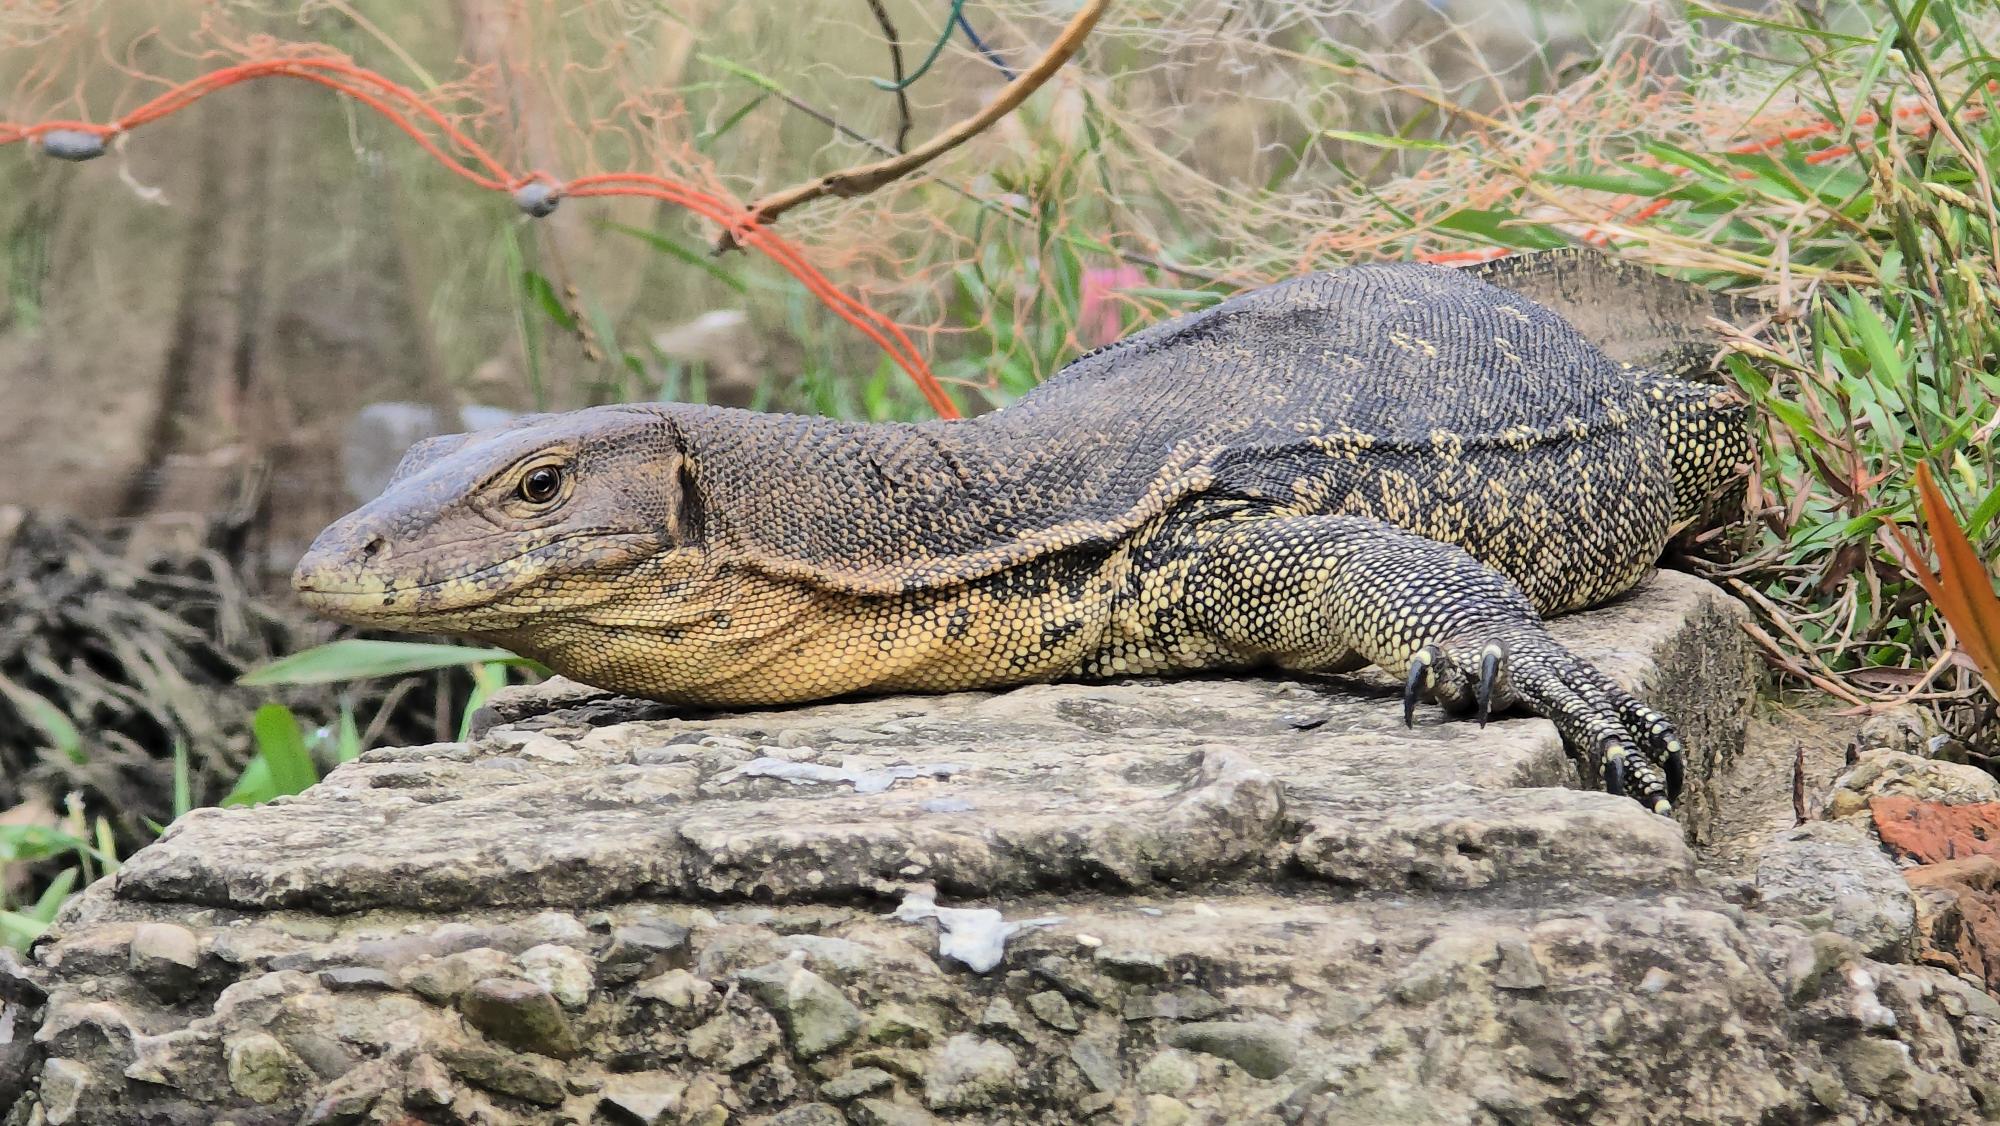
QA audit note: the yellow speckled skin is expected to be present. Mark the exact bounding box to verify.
[295,254,1751,813]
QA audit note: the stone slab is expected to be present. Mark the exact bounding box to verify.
[8,571,1998,1124]
[111,573,1743,916]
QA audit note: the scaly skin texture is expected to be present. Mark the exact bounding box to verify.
[295,252,1754,814]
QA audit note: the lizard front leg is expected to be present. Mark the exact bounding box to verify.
[1183,514,1683,814]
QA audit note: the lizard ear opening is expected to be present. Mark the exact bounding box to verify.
[669,456,706,548]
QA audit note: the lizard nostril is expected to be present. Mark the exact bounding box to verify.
[359,535,389,562]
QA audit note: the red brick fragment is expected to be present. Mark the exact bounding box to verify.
[1869,796,2000,865]
[1903,856,2000,992]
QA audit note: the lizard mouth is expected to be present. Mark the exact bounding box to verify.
[293,531,657,626]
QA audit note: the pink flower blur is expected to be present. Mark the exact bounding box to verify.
[1079,265,1145,346]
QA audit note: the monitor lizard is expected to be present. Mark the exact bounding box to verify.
[294,250,1757,816]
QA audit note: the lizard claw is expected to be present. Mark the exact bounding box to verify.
[1403,644,1440,728]
[1603,736,1673,812]
[1475,643,1502,728]
[1397,633,1681,820]
[1640,773,1674,816]
[1602,741,1627,798]
[1618,703,1686,806]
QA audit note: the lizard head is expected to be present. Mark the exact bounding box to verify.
[293,406,701,633]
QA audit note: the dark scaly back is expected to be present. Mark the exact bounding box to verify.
[985,261,1676,609]
[668,261,1676,610]
[657,399,1215,594]
[987,261,1643,445]
[1463,249,1760,533]
[1464,248,1771,381]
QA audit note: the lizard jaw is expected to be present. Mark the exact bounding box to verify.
[293,527,660,633]
[291,567,508,632]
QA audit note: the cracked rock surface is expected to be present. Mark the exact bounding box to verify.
[4,571,1998,1124]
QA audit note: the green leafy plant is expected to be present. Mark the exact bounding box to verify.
[220,704,323,808]
[0,641,525,950]
[229,640,537,803]
[0,797,124,951]
[1421,1,2000,725]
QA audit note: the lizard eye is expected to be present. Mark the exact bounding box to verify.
[518,465,564,505]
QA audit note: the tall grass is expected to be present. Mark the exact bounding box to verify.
[1634,4,2000,727]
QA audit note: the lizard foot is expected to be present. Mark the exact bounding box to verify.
[1183,514,1685,818]
[1402,635,1683,815]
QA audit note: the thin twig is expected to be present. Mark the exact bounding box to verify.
[1738,618,1873,707]
[773,86,898,157]
[717,0,1110,253]
[1792,742,1806,825]
[1730,579,1850,674]
[749,68,1224,285]
[860,0,913,152]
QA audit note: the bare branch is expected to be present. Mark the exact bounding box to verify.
[717,0,1109,253]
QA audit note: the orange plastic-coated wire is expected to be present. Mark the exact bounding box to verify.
[114,58,519,186]
[566,172,954,417]
[0,56,959,418]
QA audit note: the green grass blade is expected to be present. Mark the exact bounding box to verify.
[696,52,785,94]
[221,757,276,809]
[1322,128,1454,152]
[249,704,318,798]
[1433,208,1569,249]
[521,270,577,333]
[0,911,48,950]
[336,704,363,764]
[1842,295,1909,384]
[456,661,512,743]
[1685,5,1874,43]
[698,93,770,151]
[172,737,192,818]
[31,868,76,919]
[1119,287,1227,307]
[0,672,84,765]
[1538,168,1683,195]
[1966,481,2000,539]
[239,640,525,686]
[92,816,117,872]
[0,825,91,864]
